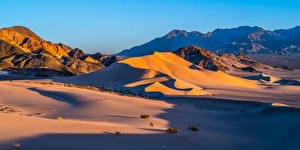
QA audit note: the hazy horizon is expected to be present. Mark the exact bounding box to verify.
[1,0,300,54]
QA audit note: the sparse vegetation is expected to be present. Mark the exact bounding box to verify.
[0,105,20,113]
[140,114,150,119]
[188,125,198,131]
[13,143,21,149]
[144,95,151,99]
[11,80,154,99]
[165,128,179,133]
[57,116,63,120]
[115,131,121,135]
[150,122,154,127]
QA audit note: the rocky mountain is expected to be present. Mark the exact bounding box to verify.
[173,46,271,72]
[117,26,300,57]
[0,26,119,76]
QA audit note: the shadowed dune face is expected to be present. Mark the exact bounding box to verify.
[27,88,83,106]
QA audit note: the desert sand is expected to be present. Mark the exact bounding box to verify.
[0,52,300,150]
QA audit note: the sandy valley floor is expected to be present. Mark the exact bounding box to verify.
[0,80,300,150]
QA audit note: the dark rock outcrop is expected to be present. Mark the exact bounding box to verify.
[173,46,270,72]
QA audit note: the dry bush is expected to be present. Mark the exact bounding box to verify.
[140,114,150,119]
[188,125,198,131]
[165,128,179,133]
[150,122,154,127]
[57,116,63,120]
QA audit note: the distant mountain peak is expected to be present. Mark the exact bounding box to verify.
[3,26,42,41]
[174,45,215,57]
[68,48,86,58]
[166,29,189,38]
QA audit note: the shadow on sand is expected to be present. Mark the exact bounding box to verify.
[2,96,300,150]
[27,87,83,106]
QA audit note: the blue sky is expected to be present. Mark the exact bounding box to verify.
[1,0,300,54]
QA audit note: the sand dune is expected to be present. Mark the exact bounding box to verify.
[57,52,260,96]
[121,52,259,88]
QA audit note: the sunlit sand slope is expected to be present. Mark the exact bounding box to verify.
[121,52,258,88]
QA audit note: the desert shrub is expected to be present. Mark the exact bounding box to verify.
[188,125,198,131]
[76,84,85,89]
[67,84,73,87]
[115,131,121,135]
[13,143,21,149]
[165,128,179,133]
[57,116,63,120]
[140,114,150,119]
[150,122,154,127]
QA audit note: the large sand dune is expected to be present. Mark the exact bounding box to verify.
[57,52,259,96]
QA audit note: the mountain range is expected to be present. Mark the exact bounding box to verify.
[0,25,297,77]
[117,26,300,57]
[0,26,119,76]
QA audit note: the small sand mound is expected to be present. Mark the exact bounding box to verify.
[258,73,280,83]
[145,82,186,95]
[145,82,209,96]
[174,79,201,89]
[271,102,289,107]
[125,77,170,88]
[186,88,210,96]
